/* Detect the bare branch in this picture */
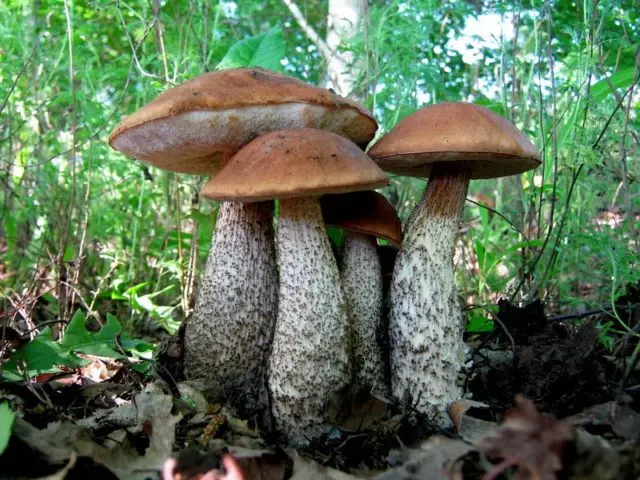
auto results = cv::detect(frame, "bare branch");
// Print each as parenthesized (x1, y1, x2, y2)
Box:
(281, 0, 332, 60)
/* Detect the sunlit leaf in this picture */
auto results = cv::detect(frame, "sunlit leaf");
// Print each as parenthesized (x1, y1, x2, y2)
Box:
(216, 26, 285, 71)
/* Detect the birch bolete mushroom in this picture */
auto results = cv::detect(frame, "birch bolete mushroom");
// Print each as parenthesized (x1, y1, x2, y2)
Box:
(109, 68, 377, 411)
(201, 128, 389, 445)
(368, 103, 540, 423)
(321, 191, 401, 397)
(109, 68, 377, 174)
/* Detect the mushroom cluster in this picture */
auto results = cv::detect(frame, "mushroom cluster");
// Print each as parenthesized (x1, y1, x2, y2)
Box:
(110, 68, 541, 445)
(202, 129, 388, 443)
(109, 68, 392, 444)
(109, 68, 379, 413)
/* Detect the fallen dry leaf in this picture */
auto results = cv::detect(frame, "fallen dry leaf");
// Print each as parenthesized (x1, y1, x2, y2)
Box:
(448, 399, 497, 443)
(476, 395, 572, 480)
(377, 436, 475, 480)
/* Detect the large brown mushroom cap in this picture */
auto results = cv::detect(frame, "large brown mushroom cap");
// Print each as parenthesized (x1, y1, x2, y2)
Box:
(368, 103, 540, 178)
(200, 129, 389, 202)
(109, 68, 378, 174)
(321, 191, 402, 248)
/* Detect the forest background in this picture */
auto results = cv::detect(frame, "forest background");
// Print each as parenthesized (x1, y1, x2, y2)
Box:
(1, 0, 638, 367)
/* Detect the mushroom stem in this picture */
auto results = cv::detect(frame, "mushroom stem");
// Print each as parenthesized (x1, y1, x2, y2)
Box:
(268, 197, 350, 445)
(340, 233, 389, 396)
(389, 162, 471, 423)
(185, 201, 277, 414)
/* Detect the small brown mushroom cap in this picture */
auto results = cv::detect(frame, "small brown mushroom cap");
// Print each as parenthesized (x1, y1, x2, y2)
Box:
(368, 103, 540, 178)
(200, 129, 389, 202)
(109, 68, 378, 174)
(320, 191, 402, 248)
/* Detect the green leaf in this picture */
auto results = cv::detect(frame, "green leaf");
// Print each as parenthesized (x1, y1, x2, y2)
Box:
(475, 240, 486, 272)
(63, 243, 75, 263)
(5, 215, 16, 251)
(94, 314, 123, 342)
(60, 311, 123, 358)
(467, 315, 494, 333)
(505, 239, 545, 253)
(591, 68, 637, 102)
(216, 26, 285, 71)
(474, 99, 507, 117)
(326, 226, 345, 250)
(478, 207, 490, 228)
(0, 403, 15, 454)
(3, 328, 83, 378)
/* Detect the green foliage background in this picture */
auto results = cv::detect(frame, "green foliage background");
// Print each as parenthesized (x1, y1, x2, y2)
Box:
(1, 0, 638, 345)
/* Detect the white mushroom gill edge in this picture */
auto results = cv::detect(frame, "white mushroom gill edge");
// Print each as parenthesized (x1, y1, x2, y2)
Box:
(389, 164, 471, 425)
(184, 201, 278, 413)
(268, 197, 350, 446)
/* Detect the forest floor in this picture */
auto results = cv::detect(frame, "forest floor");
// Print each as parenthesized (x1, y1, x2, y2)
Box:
(1, 284, 639, 480)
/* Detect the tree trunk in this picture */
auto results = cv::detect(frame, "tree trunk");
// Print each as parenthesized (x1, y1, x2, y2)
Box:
(325, 0, 366, 99)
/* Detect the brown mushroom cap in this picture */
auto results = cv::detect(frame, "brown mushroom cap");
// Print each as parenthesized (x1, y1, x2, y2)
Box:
(368, 103, 540, 178)
(321, 191, 402, 248)
(109, 68, 378, 174)
(200, 129, 388, 202)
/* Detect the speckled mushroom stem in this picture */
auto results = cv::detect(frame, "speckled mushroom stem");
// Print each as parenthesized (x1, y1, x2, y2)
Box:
(340, 233, 389, 397)
(184, 201, 277, 414)
(389, 162, 472, 424)
(268, 197, 350, 446)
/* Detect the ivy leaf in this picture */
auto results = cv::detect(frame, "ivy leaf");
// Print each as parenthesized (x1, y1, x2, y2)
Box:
(216, 26, 285, 71)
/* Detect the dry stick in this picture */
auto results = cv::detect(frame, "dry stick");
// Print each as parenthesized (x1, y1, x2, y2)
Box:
(281, 0, 333, 61)
(0, 42, 39, 116)
(58, 0, 77, 328)
(533, 16, 546, 272)
(152, 0, 187, 316)
(526, 4, 560, 302)
(510, 14, 547, 302)
(617, 69, 639, 259)
(510, 3, 522, 123)
(115, 0, 169, 84)
(69, 139, 93, 321)
(152, 0, 170, 82)
(547, 302, 640, 323)
(175, 180, 188, 315)
(535, 165, 584, 291)
(201, 0, 209, 69)
(184, 187, 202, 313)
(466, 198, 525, 238)
(591, 81, 637, 151)
(508, 11, 530, 290)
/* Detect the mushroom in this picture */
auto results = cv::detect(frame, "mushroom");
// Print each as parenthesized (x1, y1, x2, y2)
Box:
(368, 103, 540, 423)
(109, 68, 377, 174)
(201, 128, 389, 445)
(109, 68, 377, 411)
(320, 191, 402, 397)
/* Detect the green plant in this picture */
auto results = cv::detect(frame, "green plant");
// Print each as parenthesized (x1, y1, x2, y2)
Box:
(0, 403, 14, 455)
(2, 310, 153, 381)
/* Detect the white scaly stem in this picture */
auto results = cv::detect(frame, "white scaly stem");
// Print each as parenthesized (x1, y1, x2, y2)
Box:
(389, 164, 471, 424)
(268, 197, 350, 446)
(340, 233, 389, 396)
(185, 201, 277, 414)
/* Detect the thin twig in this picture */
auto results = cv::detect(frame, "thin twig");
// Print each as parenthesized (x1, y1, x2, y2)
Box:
(0, 42, 39, 116)
(281, 0, 333, 61)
